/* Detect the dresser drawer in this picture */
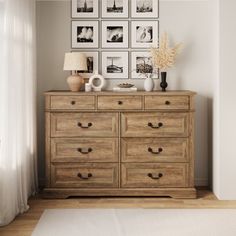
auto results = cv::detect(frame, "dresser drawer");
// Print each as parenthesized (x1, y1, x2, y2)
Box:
(121, 163, 188, 188)
(50, 95, 95, 110)
(51, 163, 119, 188)
(98, 96, 142, 110)
(51, 113, 118, 137)
(145, 96, 189, 110)
(51, 138, 118, 162)
(121, 112, 189, 137)
(121, 138, 188, 163)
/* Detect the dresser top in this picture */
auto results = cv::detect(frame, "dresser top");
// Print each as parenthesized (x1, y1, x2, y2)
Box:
(45, 90, 196, 96)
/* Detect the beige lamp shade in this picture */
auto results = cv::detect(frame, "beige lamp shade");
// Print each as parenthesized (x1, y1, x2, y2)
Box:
(63, 52, 87, 71)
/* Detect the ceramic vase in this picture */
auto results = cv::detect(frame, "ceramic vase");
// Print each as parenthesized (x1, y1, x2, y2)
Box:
(144, 75, 154, 92)
(160, 72, 168, 92)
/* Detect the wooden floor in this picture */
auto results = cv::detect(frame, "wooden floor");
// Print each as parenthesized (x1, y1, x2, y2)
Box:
(1, 190, 236, 236)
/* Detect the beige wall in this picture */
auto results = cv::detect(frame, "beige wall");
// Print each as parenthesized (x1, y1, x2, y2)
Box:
(36, 0, 217, 186)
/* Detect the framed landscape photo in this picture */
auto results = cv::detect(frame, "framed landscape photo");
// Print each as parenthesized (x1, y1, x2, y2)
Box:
(102, 21, 129, 48)
(71, 0, 99, 18)
(72, 21, 99, 48)
(131, 51, 158, 79)
(102, 0, 129, 18)
(131, 0, 159, 18)
(102, 51, 129, 79)
(131, 21, 159, 48)
(73, 51, 99, 78)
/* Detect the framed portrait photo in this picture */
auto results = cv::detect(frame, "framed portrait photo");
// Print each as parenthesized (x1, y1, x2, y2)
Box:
(102, 0, 129, 18)
(131, 51, 158, 79)
(72, 21, 99, 48)
(102, 21, 129, 48)
(71, 0, 99, 18)
(73, 51, 99, 78)
(102, 51, 129, 79)
(131, 21, 159, 48)
(131, 0, 159, 18)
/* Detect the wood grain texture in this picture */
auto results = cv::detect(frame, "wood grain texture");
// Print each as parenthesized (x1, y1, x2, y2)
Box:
(51, 163, 119, 188)
(121, 163, 188, 188)
(98, 95, 143, 110)
(44, 91, 196, 199)
(51, 112, 119, 137)
(121, 138, 189, 163)
(51, 138, 118, 163)
(121, 112, 189, 138)
(50, 95, 95, 110)
(145, 95, 189, 110)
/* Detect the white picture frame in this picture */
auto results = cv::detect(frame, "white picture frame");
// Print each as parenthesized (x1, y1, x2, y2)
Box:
(131, 21, 159, 48)
(72, 21, 99, 49)
(131, 51, 158, 79)
(102, 21, 129, 48)
(102, 0, 129, 18)
(102, 51, 129, 79)
(71, 0, 99, 18)
(131, 0, 159, 18)
(73, 51, 99, 78)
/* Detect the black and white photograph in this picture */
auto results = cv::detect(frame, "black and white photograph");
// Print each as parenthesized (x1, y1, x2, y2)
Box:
(77, 26, 93, 42)
(102, 52, 128, 78)
(131, 21, 158, 48)
(107, 57, 123, 73)
(72, 21, 99, 48)
(77, 0, 93, 13)
(136, 26, 153, 43)
(74, 51, 99, 78)
(102, 21, 128, 48)
(102, 0, 128, 18)
(131, 51, 158, 79)
(72, 0, 98, 18)
(107, 26, 123, 43)
(131, 0, 159, 18)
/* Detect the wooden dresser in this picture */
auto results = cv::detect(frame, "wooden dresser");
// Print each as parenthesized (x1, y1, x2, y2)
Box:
(44, 91, 196, 198)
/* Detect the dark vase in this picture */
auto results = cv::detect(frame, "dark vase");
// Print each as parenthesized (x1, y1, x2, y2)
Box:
(160, 72, 168, 92)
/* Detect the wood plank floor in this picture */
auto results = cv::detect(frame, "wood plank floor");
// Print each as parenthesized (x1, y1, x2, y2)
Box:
(1, 190, 236, 236)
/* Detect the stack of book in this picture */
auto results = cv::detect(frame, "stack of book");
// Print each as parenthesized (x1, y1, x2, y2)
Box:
(113, 87, 138, 92)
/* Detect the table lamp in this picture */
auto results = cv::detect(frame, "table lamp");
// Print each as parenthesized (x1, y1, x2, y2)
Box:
(63, 52, 87, 92)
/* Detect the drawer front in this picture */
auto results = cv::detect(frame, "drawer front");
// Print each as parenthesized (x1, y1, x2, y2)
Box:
(51, 113, 118, 137)
(51, 163, 119, 188)
(98, 96, 142, 110)
(50, 95, 95, 110)
(121, 112, 189, 137)
(145, 96, 189, 110)
(51, 138, 118, 162)
(121, 163, 188, 188)
(121, 138, 188, 163)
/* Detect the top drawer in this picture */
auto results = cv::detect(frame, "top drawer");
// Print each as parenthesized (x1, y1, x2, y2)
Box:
(50, 96, 95, 110)
(98, 96, 142, 110)
(145, 96, 189, 110)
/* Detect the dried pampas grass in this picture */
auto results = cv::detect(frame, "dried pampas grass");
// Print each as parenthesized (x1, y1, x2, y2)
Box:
(150, 32, 183, 71)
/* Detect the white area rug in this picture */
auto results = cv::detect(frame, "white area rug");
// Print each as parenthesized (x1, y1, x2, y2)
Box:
(32, 209, 236, 236)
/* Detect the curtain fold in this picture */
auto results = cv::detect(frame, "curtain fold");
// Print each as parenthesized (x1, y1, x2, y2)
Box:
(0, 0, 38, 226)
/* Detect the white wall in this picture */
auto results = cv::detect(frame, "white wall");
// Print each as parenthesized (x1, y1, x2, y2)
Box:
(213, 0, 236, 200)
(36, 0, 217, 187)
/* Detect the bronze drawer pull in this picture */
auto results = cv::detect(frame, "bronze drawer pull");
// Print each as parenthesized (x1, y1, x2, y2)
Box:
(118, 101, 123, 105)
(148, 122, 163, 129)
(77, 148, 93, 154)
(71, 101, 76, 105)
(77, 173, 93, 180)
(165, 101, 171, 105)
(78, 122, 93, 128)
(148, 147, 163, 154)
(147, 173, 163, 180)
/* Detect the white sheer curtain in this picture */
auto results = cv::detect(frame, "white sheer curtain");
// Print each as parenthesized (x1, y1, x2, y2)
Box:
(0, 0, 38, 226)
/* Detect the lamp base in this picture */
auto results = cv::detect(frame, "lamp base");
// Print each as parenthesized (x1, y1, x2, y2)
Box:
(67, 75, 84, 92)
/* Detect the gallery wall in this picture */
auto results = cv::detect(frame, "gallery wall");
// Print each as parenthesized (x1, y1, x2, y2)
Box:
(36, 0, 217, 187)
